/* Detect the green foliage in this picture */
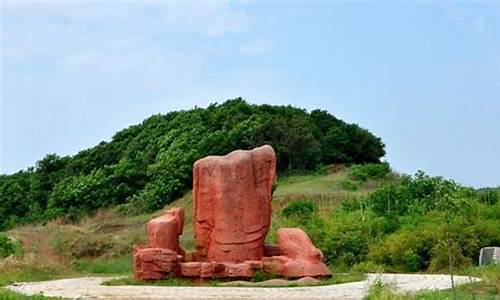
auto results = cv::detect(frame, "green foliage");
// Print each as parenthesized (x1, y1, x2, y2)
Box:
(250, 270, 279, 282)
(282, 200, 316, 218)
(364, 280, 396, 300)
(341, 179, 359, 191)
(72, 256, 132, 274)
(0, 254, 69, 286)
(282, 171, 500, 273)
(0, 99, 385, 230)
(349, 163, 391, 182)
(0, 235, 16, 258)
(358, 171, 460, 216)
(0, 289, 60, 300)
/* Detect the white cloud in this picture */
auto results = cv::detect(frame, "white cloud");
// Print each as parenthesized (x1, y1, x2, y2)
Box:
(2, 0, 251, 90)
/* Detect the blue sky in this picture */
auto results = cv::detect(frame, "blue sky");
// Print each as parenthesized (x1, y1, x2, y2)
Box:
(1, 1, 499, 187)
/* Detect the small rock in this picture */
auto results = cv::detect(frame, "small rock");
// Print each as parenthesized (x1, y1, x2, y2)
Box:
(296, 276, 321, 286)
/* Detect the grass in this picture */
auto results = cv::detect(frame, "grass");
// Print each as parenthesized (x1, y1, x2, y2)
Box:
(72, 255, 132, 274)
(0, 254, 67, 299)
(0, 288, 59, 299)
(0, 254, 70, 286)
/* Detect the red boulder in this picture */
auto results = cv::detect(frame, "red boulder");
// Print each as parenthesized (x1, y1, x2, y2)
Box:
(273, 228, 331, 278)
(193, 145, 276, 263)
(147, 207, 185, 255)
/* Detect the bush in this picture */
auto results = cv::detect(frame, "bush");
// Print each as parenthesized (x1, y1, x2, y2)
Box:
(402, 250, 422, 272)
(282, 200, 316, 218)
(250, 270, 278, 282)
(318, 172, 500, 273)
(349, 163, 390, 182)
(341, 179, 359, 191)
(0, 235, 16, 258)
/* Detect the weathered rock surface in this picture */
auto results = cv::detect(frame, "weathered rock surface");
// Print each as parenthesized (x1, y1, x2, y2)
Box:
(263, 243, 282, 257)
(133, 247, 181, 280)
(178, 261, 261, 278)
(193, 145, 276, 263)
(269, 228, 331, 278)
(134, 208, 185, 280)
(147, 207, 185, 255)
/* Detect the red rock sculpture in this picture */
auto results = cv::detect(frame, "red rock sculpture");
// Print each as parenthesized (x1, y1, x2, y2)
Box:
(134, 208, 185, 280)
(265, 228, 331, 278)
(193, 145, 276, 263)
(133, 145, 331, 280)
(147, 207, 185, 256)
(133, 247, 181, 280)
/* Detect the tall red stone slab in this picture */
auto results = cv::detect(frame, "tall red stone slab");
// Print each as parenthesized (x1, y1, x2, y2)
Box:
(193, 145, 276, 263)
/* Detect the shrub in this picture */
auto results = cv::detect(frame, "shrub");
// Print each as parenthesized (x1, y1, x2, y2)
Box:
(349, 163, 390, 182)
(402, 249, 422, 272)
(251, 270, 278, 282)
(0, 235, 16, 258)
(341, 179, 359, 191)
(282, 200, 316, 218)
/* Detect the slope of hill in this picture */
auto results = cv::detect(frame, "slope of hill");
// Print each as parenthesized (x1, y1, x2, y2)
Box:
(0, 99, 385, 230)
(1, 165, 499, 299)
(0, 166, 381, 282)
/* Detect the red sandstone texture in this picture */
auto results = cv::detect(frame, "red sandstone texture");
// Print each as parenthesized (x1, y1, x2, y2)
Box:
(133, 247, 181, 280)
(265, 228, 331, 278)
(193, 145, 276, 263)
(133, 145, 331, 280)
(147, 207, 185, 256)
(134, 208, 185, 280)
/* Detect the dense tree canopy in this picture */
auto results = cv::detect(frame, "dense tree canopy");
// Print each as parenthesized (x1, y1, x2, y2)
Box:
(0, 99, 385, 230)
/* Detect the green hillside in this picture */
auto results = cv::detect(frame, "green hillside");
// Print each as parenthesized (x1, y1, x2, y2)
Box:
(1, 166, 499, 298)
(1, 165, 386, 285)
(0, 99, 385, 230)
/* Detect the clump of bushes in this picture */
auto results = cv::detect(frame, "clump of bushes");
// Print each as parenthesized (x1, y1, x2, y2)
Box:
(340, 179, 359, 191)
(349, 163, 390, 182)
(250, 270, 279, 282)
(0, 235, 16, 258)
(281, 171, 500, 273)
(282, 200, 316, 218)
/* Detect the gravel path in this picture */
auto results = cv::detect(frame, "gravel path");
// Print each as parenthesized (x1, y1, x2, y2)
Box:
(7, 273, 476, 299)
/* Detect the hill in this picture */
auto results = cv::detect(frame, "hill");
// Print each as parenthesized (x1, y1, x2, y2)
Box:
(0, 99, 385, 230)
